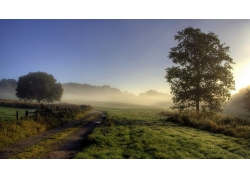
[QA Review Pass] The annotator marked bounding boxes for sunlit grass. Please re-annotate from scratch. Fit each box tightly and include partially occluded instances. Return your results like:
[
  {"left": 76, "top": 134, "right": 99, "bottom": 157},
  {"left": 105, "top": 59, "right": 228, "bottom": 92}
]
[
  {"left": 161, "top": 111, "right": 250, "bottom": 139},
  {"left": 9, "top": 113, "right": 98, "bottom": 159},
  {"left": 75, "top": 108, "right": 250, "bottom": 159},
  {"left": 11, "top": 127, "right": 78, "bottom": 159},
  {"left": 0, "top": 119, "right": 48, "bottom": 148},
  {"left": 0, "top": 106, "right": 93, "bottom": 148}
]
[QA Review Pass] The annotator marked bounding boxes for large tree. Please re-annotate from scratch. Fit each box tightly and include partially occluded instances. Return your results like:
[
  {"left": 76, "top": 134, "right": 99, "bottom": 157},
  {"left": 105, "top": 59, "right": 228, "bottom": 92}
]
[
  {"left": 165, "top": 27, "right": 235, "bottom": 112},
  {"left": 16, "top": 71, "right": 63, "bottom": 103}
]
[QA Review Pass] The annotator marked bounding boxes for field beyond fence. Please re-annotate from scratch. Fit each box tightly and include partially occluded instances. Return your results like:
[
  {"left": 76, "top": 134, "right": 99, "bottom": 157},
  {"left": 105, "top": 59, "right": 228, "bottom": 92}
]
[
  {"left": 20, "top": 106, "right": 89, "bottom": 120},
  {"left": 0, "top": 99, "right": 91, "bottom": 121}
]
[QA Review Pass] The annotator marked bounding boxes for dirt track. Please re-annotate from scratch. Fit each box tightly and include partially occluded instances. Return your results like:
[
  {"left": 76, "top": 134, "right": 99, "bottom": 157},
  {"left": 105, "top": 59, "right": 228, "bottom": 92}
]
[{"left": 0, "top": 110, "right": 106, "bottom": 159}]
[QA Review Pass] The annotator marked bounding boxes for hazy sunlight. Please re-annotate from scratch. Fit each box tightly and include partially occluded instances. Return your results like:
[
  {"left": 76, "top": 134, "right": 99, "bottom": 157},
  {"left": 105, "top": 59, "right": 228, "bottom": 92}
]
[{"left": 234, "top": 61, "right": 250, "bottom": 93}]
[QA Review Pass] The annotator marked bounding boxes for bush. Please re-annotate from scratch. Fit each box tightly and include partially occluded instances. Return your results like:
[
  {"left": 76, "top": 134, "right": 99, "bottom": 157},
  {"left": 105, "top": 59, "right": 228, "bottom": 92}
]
[{"left": 201, "top": 120, "right": 219, "bottom": 132}]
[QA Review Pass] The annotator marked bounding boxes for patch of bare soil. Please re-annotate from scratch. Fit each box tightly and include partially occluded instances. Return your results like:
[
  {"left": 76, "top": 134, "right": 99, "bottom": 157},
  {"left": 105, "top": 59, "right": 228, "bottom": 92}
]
[{"left": 0, "top": 110, "right": 106, "bottom": 159}]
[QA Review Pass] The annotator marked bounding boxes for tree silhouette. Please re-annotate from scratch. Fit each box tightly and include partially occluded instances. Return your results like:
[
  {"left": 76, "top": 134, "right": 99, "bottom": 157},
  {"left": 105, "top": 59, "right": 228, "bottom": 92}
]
[
  {"left": 16, "top": 71, "right": 63, "bottom": 103},
  {"left": 165, "top": 27, "right": 235, "bottom": 112}
]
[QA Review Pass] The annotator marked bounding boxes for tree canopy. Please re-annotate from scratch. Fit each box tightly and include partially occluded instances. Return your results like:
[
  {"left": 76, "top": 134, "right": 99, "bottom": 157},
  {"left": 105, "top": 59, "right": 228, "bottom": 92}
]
[
  {"left": 16, "top": 71, "right": 63, "bottom": 103},
  {"left": 165, "top": 27, "right": 235, "bottom": 112}
]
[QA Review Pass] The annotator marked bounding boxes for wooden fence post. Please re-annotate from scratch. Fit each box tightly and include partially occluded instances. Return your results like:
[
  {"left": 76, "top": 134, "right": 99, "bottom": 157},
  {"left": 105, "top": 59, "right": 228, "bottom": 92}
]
[
  {"left": 16, "top": 111, "right": 19, "bottom": 120},
  {"left": 26, "top": 110, "right": 29, "bottom": 119}
]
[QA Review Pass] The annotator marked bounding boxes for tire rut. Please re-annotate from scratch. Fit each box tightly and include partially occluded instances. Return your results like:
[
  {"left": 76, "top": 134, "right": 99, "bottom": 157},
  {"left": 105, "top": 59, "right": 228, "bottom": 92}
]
[
  {"left": 42, "top": 112, "right": 105, "bottom": 159},
  {"left": 0, "top": 110, "right": 106, "bottom": 159}
]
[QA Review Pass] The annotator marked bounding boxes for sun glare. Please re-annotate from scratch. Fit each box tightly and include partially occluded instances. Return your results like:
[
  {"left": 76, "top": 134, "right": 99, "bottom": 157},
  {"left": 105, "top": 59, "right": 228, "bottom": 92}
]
[{"left": 234, "top": 62, "right": 250, "bottom": 94}]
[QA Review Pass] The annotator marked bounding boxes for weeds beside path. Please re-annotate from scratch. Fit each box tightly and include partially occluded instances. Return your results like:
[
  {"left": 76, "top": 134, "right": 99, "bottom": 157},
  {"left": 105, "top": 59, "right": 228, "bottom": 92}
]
[{"left": 0, "top": 109, "right": 106, "bottom": 159}]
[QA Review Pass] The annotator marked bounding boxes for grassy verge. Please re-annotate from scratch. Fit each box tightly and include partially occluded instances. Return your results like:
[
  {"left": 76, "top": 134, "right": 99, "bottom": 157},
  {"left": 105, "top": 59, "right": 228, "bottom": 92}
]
[
  {"left": 11, "top": 127, "right": 78, "bottom": 158},
  {"left": 161, "top": 111, "right": 250, "bottom": 139},
  {"left": 11, "top": 112, "right": 98, "bottom": 159},
  {"left": 74, "top": 107, "right": 250, "bottom": 159},
  {"left": 0, "top": 106, "right": 92, "bottom": 148}
]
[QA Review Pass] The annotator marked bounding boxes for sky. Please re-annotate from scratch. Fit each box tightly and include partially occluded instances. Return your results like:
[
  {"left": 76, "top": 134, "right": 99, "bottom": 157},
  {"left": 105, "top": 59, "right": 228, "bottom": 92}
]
[{"left": 1, "top": 19, "right": 250, "bottom": 95}]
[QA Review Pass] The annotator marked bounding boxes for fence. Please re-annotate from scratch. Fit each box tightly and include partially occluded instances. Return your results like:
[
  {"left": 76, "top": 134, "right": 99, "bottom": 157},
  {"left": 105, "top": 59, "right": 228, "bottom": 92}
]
[
  {"left": 14, "top": 105, "right": 90, "bottom": 120},
  {"left": 0, "top": 100, "right": 41, "bottom": 109},
  {"left": 0, "top": 100, "right": 91, "bottom": 120}
]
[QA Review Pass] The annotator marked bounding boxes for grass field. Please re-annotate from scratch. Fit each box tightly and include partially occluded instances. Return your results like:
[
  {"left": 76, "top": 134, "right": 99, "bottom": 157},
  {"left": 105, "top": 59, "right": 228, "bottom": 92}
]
[
  {"left": 0, "top": 106, "right": 34, "bottom": 121},
  {"left": 74, "top": 106, "right": 250, "bottom": 159}
]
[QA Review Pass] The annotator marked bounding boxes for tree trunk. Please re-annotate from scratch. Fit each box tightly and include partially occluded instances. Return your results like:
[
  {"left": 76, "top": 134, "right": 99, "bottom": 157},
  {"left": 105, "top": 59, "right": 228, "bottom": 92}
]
[
  {"left": 196, "top": 84, "right": 200, "bottom": 112},
  {"left": 196, "top": 99, "right": 199, "bottom": 112}
]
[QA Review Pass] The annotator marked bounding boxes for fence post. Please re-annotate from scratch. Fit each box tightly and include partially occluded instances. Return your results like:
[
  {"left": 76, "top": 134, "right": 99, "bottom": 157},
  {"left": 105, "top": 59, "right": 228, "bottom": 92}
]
[
  {"left": 16, "top": 111, "right": 19, "bottom": 120},
  {"left": 26, "top": 110, "right": 29, "bottom": 119}
]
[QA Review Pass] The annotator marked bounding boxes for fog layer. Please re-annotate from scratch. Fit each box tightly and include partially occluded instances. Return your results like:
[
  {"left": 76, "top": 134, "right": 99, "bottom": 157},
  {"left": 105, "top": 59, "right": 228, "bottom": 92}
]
[
  {"left": 61, "top": 83, "right": 173, "bottom": 107},
  {"left": 223, "top": 85, "right": 250, "bottom": 115},
  {"left": 0, "top": 79, "right": 173, "bottom": 108}
]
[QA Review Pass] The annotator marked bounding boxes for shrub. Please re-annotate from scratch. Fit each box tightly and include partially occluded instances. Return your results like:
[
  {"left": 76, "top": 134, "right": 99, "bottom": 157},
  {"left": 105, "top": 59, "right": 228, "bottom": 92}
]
[{"left": 201, "top": 120, "right": 219, "bottom": 132}]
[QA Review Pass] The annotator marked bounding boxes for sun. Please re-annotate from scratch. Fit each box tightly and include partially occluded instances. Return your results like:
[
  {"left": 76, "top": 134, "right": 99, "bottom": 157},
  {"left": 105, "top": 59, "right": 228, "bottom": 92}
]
[{"left": 234, "top": 63, "right": 250, "bottom": 93}]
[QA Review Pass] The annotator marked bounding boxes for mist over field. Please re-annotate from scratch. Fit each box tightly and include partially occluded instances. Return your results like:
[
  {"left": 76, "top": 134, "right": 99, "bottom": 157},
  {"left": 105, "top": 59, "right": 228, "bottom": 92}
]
[
  {"left": 0, "top": 79, "right": 173, "bottom": 108},
  {"left": 61, "top": 83, "right": 173, "bottom": 107},
  {"left": 0, "top": 79, "right": 17, "bottom": 100},
  {"left": 1, "top": 78, "right": 250, "bottom": 113},
  {"left": 224, "top": 86, "right": 250, "bottom": 115}
]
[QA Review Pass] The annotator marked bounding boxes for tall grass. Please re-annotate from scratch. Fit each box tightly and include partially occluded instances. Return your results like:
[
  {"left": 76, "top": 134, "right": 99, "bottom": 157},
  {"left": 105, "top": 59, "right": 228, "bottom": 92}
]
[
  {"left": 0, "top": 106, "right": 92, "bottom": 148},
  {"left": 161, "top": 110, "right": 250, "bottom": 138},
  {"left": 11, "top": 127, "right": 79, "bottom": 159}
]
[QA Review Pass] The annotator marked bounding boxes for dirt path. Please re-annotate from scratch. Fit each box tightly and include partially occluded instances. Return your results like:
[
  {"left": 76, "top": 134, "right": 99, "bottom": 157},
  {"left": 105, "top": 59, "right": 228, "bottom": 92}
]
[{"left": 0, "top": 109, "right": 106, "bottom": 159}]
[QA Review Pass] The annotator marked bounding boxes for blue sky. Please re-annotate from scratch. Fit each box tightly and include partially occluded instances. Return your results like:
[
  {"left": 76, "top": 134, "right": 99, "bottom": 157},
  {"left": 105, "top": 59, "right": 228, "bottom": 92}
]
[{"left": 1, "top": 19, "right": 250, "bottom": 95}]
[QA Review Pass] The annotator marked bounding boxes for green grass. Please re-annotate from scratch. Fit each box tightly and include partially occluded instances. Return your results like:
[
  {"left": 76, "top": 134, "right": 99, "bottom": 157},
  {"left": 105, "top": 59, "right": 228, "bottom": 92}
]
[
  {"left": 74, "top": 107, "right": 250, "bottom": 159},
  {"left": 11, "top": 127, "right": 79, "bottom": 159},
  {"left": 0, "top": 106, "right": 33, "bottom": 121},
  {"left": 161, "top": 111, "right": 250, "bottom": 139},
  {"left": 10, "top": 113, "right": 98, "bottom": 158},
  {"left": 0, "top": 106, "right": 93, "bottom": 148}
]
